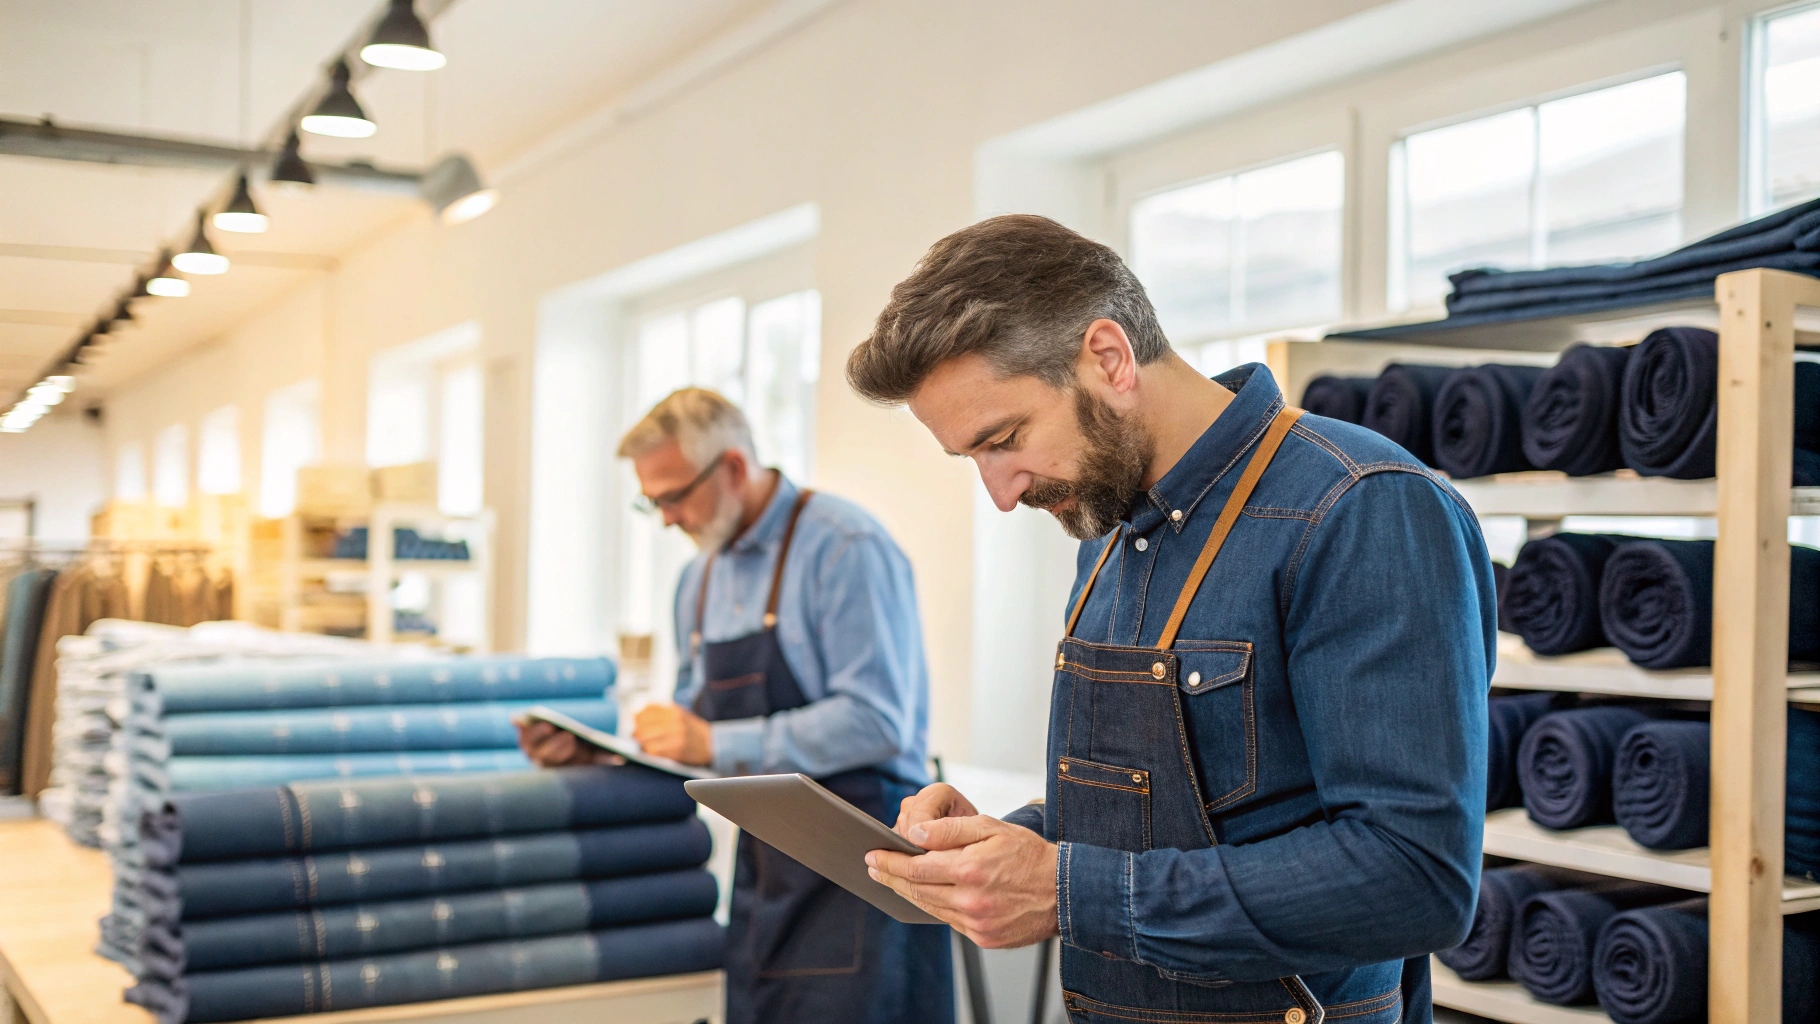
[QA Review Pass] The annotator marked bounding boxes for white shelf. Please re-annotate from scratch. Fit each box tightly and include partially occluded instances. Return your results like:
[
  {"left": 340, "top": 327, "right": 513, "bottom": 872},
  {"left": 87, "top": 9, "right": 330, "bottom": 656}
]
[
  {"left": 303, "top": 558, "right": 481, "bottom": 580},
  {"left": 1493, "top": 634, "right": 1820, "bottom": 701},
  {"left": 1451, "top": 471, "right": 1820, "bottom": 518},
  {"left": 1482, "top": 808, "right": 1820, "bottom": 913},
  {"left": 1324, "top": 299, "right": 1820, "bottom": 351},
  {"left": 1431, "top": 959, "right": 1608, "bottom": 1024}
]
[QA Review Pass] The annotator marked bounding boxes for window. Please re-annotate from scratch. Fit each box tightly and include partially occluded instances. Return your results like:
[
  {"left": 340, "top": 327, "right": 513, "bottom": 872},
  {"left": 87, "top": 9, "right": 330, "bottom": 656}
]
[
  {"left": 114, "top": 442, "right": 146, "bottom": 502},
  {"left": 152, "top": 423, "right": 189, "bottom": 508},
  {"left": 1392, "top": 71, "right": 1686, "bottom": 310},
  {"left": 367, "top": 323, "right": 485, "bottom": 516},
  {"left": 259, "top": 379, "right": 320, "bottom": 518},
  {"left": 1129, "top": 150, "right": 1344, "bottom": 344},
  {"left": 196, "top": 405, "right": 240, "bottom": 495},
  {"left": 439, "top": 361, "right": 484, "bottom": 516},
  {"left": 1751, "top": 3, "right": 1820, "bottom": 213}
]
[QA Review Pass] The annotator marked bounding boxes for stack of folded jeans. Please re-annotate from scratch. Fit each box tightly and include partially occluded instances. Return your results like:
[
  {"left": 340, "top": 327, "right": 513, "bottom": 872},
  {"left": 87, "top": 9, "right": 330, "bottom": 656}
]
[{"left": 116, "top": 766, "right": 724, "bottom": 1024}]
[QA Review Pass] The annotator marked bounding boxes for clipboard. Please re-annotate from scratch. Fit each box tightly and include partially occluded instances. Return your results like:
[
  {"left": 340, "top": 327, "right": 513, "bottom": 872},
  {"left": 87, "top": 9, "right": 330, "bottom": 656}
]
[
  {"left": 684, "top": 773, "right": 941, "bottom": 925},
  {"left": 517, "top": 705, "right": 719, "bottom": 780}
]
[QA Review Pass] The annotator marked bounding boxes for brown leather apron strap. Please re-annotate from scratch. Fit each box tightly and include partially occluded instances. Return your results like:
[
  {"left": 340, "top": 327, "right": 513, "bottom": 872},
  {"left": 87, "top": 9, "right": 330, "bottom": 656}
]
[
  {"left": 690, "top": 485, "right": 816, "bottom": 650},
  {"left": 1064, "top": 527, "right": 1122, "bottom": 638},
  {"left": 1155, "top": 407, "right": 1302, "bottom": 651}
]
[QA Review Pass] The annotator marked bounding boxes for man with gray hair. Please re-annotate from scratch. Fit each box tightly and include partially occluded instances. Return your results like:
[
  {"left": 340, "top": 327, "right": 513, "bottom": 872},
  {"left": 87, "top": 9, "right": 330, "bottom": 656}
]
[{"left": 517, "top": 387, "right": 952, "bottom": 1024}]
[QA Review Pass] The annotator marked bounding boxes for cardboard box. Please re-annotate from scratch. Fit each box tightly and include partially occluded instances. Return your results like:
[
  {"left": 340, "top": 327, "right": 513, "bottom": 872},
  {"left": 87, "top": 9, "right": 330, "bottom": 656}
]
[
  {"left": 371, "top": 462, "right": 439, "bottom": 505},
  {"left": 296, "top": 464, "right": 371, "bottom": 516}
]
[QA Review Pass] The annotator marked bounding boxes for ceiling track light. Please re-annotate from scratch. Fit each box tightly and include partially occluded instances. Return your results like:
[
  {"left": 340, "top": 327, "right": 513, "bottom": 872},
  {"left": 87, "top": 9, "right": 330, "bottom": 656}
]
[
  {"left": 271, "top": 131, "right": 314, "bottom": 189},
  {"left": 301, "top": 60, "right": 377, "bottom": 139},
  {"left": 213, "top": 171, "right": 268, "bottom": 233},
  {"left": 421, "top": 153, "right": 497, "bottom": 225},
  {"left": 361, "top": 0, "right": 446, "bottom": 71},
  {"left": 173, "top": 214, "right": 230, "bottom": 275}
]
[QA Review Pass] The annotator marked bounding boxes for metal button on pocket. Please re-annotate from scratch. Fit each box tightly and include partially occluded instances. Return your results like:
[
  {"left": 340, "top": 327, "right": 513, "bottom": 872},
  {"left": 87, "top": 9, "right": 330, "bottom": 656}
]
[
  {"left": 1170, "top": 509, "right": 1183, "bottom": 522},
  {"left": 1055, "top": 652, "right": 1065, "bottom": 670},
  {"left": 1150, "top": 661, "right": 1166, "bottom": 679},
  {"left": 1134, "top": 537, "right": 1149, "bottom": 551},
  {"left": 1187, "top": 671, "right": 1202, "bottom": 687},
  {"left": 1285, "top": 1008, "right": 1307, "bottom": 1024}
]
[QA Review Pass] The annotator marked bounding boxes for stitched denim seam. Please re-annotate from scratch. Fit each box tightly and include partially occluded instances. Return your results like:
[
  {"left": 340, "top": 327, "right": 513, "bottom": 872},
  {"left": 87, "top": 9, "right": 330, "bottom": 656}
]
[
  {"left": 1059, "top": 775, "right": 1150, "bottom": 795},
  {"left": 1201, "top": 671, "right": 1257, "bottom": 813},
  {"left": 1058, "top": 842, "right": 1073, "bottom": 945},
  {"left": 1060, "top": 990, "right": 1304, "bottom": 1023},
  {"left": 1174, "top": 396, "right": 1284, "bottom": 528},
  {"left": 1131, "top": 528, "right": 1160, "bottom": 641},
  {"left": 1283, "top": 464, "right": 1470, "bottom": 614},
  {"left": 1241, "top": 505, "right": 1319, "bottom": 521},
  {"left": 1323, "top": 987, "right": 1403, "bottom": 1016},
  {"left": 1293, "top": 421, "right": 1363, "bottom": 475},
  {"left": 1164, "top": 677, "right": 1222, "bottom": 847},
  {"left": 1124, "top": 850, "right": 1137, "bottom": 961}
]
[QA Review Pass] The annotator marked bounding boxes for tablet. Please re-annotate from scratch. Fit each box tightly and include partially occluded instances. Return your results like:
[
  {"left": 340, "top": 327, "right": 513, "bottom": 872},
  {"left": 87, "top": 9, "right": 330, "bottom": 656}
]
[{"left": 684, "top": 774, "right": 941, "bottom": 925}]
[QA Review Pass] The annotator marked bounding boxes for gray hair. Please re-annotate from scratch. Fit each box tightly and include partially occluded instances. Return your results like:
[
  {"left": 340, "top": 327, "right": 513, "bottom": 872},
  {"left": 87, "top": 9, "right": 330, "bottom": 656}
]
[{"left": 617, "top": 387, "right": 760, "bottom": 473}]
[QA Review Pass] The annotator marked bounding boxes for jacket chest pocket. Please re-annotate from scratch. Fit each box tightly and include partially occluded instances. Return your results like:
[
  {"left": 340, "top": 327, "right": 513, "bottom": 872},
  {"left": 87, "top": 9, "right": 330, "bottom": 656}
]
[
  {"left": 1054, "top": 757, "right": 1151, "bottom": 851},
  {"left": 1174, "top": 642, "right": 1257, "bottom": 813}
]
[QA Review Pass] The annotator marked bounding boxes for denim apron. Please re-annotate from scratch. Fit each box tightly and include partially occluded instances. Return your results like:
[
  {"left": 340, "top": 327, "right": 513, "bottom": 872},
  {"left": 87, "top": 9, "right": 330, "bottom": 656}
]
[
  {"left": 691, "top": 489, "right": 954, "bottom": 1024},
  {"left": 1050, "top": 408, "right": 1338, "bottom": 1024}
]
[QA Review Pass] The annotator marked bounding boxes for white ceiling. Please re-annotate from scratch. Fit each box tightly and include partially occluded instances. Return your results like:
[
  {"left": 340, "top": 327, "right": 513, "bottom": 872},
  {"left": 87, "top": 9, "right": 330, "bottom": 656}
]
[{"left": 0, "top": 0, "right": 766, "bottom": 399}]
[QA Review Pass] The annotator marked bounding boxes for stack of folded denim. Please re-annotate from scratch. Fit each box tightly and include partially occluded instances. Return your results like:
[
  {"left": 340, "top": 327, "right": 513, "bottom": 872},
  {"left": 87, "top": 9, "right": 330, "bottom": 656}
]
[
  {"left": 333, "top": 528, "right": 472, "bottom": 561},
  {"left": 117, "top": 767, "right": 724, "bottom": 1024}
]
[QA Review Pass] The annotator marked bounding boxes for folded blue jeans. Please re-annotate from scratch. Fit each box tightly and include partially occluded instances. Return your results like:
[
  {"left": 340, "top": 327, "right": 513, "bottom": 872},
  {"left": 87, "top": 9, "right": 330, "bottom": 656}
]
[
  {"left": 139, "top": 656, "right": 616, "bottom": 714},
  {"left": 161, "top": 699, "right": 616, "bottom": 756}
]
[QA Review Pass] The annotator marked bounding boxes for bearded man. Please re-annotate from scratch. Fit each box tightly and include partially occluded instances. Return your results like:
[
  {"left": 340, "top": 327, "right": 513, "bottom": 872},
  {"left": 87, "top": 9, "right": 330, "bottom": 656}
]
[{"left": 849, "top": 214, "right": 1493, "bottom": 1024}]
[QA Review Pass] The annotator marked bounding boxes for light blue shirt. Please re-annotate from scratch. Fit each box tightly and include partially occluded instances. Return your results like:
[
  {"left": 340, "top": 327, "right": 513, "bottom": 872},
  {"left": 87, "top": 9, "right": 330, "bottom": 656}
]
[{"left": 671, "top": 473, "right": 932, "bottom": 784}]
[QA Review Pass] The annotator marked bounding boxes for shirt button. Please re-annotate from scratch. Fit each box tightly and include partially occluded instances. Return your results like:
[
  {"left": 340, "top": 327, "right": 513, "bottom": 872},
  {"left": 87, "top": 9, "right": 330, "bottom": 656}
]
[
  {"left": 1169, "top": 509, "right": 1183, "bottom": 522},
  {"left": 1134, "top": 537, "right": 1149, "bottom": 552}
]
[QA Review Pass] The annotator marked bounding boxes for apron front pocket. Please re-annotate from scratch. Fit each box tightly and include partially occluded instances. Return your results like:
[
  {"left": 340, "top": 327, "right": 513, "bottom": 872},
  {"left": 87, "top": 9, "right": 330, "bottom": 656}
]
[
  {"left": 1055, "top": 757, "right": 1152, "bottom": 851},
  {"left": 1174, "top": 641, "right": 1257, "bottom": 813}
]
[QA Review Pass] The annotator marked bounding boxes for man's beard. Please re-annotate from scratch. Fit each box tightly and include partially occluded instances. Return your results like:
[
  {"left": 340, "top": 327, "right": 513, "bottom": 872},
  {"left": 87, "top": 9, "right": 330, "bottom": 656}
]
[
  {"left": 686, "top": 486, "right": 746, "bottom": 551},
  {"left": 1019, "top": 388, "right": 1153, "bottom": 541}
]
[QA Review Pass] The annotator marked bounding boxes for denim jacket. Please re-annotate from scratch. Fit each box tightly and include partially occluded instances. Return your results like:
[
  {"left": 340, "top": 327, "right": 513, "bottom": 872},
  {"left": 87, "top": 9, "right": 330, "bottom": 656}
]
[{"left": 1012, "top": 363, "right": 1493, "bottom": 1016}]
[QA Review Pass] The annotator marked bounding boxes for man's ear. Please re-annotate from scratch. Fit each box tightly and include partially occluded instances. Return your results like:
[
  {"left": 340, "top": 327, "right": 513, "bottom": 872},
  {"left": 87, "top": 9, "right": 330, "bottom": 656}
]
[
  {"left": 1079, "top": 318, "right": 1138, "bottom": 396},
  {"left": 720, "top": 447, "right": 753, "bottom": 482}
]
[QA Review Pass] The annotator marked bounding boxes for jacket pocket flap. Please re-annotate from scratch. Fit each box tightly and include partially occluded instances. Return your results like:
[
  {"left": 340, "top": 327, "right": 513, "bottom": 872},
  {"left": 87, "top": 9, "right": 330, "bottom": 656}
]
[
  {"left": 1055, "top": 757, "right": 1149, "bottom": 793},
  {"left": 1174, "top": 643, "right": 1252, "bottom": 695}
]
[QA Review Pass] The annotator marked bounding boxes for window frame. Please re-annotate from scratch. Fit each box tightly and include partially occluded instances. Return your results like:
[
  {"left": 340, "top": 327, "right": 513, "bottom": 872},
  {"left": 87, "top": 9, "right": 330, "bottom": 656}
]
[{"left": 1745, "top": 0, "right": 1820, "bottom": 215}]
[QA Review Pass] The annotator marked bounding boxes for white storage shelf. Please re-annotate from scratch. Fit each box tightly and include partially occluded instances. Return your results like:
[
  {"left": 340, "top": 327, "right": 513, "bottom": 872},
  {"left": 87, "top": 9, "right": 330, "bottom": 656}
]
[
  {"left": 1492, "top": 634, "right": 1820, "bottom": 703},
  {"left": 1431, "top": 960, "right": 1609, "bottom": 1024},
  {"left": 1451, "top": 472, "right": 1820, "bottom": 518}
]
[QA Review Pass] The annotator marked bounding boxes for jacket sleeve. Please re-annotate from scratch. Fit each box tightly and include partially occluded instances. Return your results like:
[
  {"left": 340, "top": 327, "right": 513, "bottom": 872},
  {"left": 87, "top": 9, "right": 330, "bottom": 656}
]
[{"left": 1059, "top": 469, "right": 1493, "bottom": 982}]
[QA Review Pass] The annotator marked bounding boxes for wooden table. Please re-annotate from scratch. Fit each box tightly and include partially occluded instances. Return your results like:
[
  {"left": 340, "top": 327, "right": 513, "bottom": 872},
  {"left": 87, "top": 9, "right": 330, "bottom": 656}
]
[{"left": 0, "top": 819, "right": 722, "bottom": 1024}]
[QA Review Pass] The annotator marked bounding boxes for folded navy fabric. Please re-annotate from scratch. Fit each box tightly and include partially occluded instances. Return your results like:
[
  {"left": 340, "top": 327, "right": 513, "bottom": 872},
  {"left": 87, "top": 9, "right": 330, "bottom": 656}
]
[
  {"left": 140, "top": 656, "right": 615, "bottom": 714},
  {"left": 141, "top": 870, "right": 719, "bottom": 979},
  {"left": 1446, "top": 248, "right": 1820, "bottom": 316},
  {"left": 162, "top": 699, "right": 617, "bottom": 756},
  {"left": 1493, "top": 561, "right": 1514, "bottom": 633},
  {"left": 1518, "top": 706, "right": 1652, "bottom": 829},
  {"left": 1599, "top": 540, "right": 1820, "bottom": 669},
  {"left": 1437, "top": 864, "right": 1577, "bottom": 980},
  {"left": 1620, "top": 327, "right": 1720, "bottom": 479},
  {"left": 1793, "top": 709, "right": 1820, "bottom": 883},
  {"left": 1522, "top": 345, "right": 1632, "bottom": 476},
  {"left": 164, "top": 750, "right": 533, "bottom": 791},
  {"left": 126, "top": 917, "right": 726, "bottom": 1024},
  {"left": 1507, "top": 534, "right": 1623, "bottom": 655},
  {"left": 1591, "top": 899, "right": 1820, "bottom": 1024},
  {"left": 1363, "top": 364, "right": 1457, "bottom": 466},
  {"left": 1300, "top": 375, "right": 1376, "bottom": 424},
  {"left": 144, "top": 765, "right": 695, "bottom": 865},
  {"left": 1431, "top": 364, "right": 1545, "bottom": 479},
  {"left": 1487, "top": 693, "right": 1565, "bottom": 811},
  {"left": 1510, "top": 882, "right": 1682, "bottom": 1005},
  {"left": 151, "top": 819, "right": 713, "bottom": 921},
  {"left": 1612, "top": 721, "right": 1710, "bottom": 850}
]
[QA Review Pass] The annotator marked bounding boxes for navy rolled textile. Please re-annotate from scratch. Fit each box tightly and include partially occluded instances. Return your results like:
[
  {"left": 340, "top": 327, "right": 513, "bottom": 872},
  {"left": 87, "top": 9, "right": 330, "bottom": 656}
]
[
  {"left": 1300, "top": 375, "right": 1376, "bottom": 424},
  {"left": 1620, "top": 327, "right": 1719, "bottom": 479},
  {"left": 1518, "top": 706, "right": 1652, "bottom": 829},
  {"left": 1507, "top": 534, "right": 1622, "bottom": 656},
  {"left": 1363, "top": 364, "right": 1457, "bottom": 466},
  {"left": 126, "top": 917, "right": 727, "bottom": 1024},
  {"left": 1612, "top": 721, "right": 1711, "bottom": 851},
  {"left": 1591, "top": 899, "right": 1820, "bottom": 1024},
  {"left": 1792, "top": 708, "right": 1820, "bottom": 882},
  {"left": 1493, "top": 561, "right": 1514, "bottom": 633},
  {"left": 1522, "top": 345, "right": 1632, "bottom": 476},
  {"left": 1437, "top": 864, "right": 1579, "bottom": 980},
  {"left": 150, "top": 818, "right": 713, "bottom": 921},
  {"left": 144, "top": 765, "right": 696, "bottom": 866},
  {"left": 1488, "top": 693, "right": 1564, "bottom": 811},
  {"left": 141, "top": 870, "right": 719, "bottom": 979},
  {"left": 141, "top": 656, "right": 615, "bottom": 714},
  {"left": 1431, "top": 364, "right": 1546, "bottom": 479},
  {"left": 1598, "top": 540, "right": 1820, "bottom": 669},
  {"left": 1509, "top": 882, "right": 1682, "bottom": 1005}
]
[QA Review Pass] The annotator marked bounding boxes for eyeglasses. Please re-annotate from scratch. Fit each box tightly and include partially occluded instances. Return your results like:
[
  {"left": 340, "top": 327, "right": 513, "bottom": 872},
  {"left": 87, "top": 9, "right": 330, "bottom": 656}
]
[{"left": 632, "top": 453, "right": 726, "bottom": 514}]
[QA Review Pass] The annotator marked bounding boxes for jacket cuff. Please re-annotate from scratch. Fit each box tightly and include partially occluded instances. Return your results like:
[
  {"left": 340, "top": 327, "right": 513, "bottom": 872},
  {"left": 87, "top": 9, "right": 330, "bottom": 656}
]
[
  {"left": 708, "top": 717, "right": 765, "bottom": 775},
  {"left": 1057, "top": 841, "right": 1137, "bottom": 961}
]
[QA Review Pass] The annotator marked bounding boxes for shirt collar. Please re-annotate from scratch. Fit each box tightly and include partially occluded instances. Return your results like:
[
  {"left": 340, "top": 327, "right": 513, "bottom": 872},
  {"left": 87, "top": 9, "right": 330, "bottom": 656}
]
[
  {"left": 726, "top": 471, "right": 800, "bottom": 555},
  {"left": 1126, "top": 362, "right": 1285, "bottom": 536}
]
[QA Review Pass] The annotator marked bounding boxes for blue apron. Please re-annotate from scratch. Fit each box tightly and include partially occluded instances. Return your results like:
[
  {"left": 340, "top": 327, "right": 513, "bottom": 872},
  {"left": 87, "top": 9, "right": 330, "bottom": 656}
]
[
  {"left": 691, "top": 489, "right": 954, "bottom": 1024},
  {"left": 1048, "top": 409, "right": 1357, "bottom": 1024}
]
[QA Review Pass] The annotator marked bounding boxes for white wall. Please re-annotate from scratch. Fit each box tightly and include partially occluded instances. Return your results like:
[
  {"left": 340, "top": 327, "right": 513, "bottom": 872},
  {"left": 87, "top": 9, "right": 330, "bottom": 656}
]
[{"left": 0, "top": 407, "right": 106, "bottom": 543}]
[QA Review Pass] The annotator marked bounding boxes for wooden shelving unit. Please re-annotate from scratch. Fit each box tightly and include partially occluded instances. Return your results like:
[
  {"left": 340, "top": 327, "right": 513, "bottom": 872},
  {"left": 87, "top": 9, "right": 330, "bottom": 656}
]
[{"left": 1286, "top": 268, "right": 1820, "bottom": 1023}]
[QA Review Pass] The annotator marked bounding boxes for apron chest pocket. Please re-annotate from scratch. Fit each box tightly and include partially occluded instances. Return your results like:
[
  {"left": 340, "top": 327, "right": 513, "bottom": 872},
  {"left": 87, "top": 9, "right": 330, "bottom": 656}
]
[
  {"left": 1174, "top": 641, "right": 1256, "bottom": 813},
  {"left": 1055, "top": 757, "right": 1152, "bottom": 851}
]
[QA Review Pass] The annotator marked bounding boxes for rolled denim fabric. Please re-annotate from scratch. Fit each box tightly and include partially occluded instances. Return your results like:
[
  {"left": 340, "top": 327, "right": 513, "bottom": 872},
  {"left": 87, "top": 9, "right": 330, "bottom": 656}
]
[
  {"left": 1522, "top": 345, "right": 1632, "bottom": 476},
  {"left": 1487, "top": 692, "right": 1563, "bottom": 811},
  {"left": 1509, "top": 882, "right": 1682, "bottom": 1005},
  {"left": 1300, "top": 375, "right": 1375, "bottom": 424},
  {"left": 1492, "top": 561, "right": 1514, "bottom": 633},
  {"left": 1591, "top": 900, "right": 1820, "bottom": 1024},
  {"left": 1507, "top": 534, "right": 1622, "bottom": 656},
  {"left": 127, "top": 917, "right": 727, "bottom": 1024},
  {"left": 165, "top": 750, "right": 534, "bottom": 791},
  {"left": 1432, "top": 364, "right": 1546, "bottom": 479},
  {"left": 145, "top": 869, "right": 720, "bottom": 978},
  {"left": 141, "top": 656, "right": 616, "bottom": 714},
  {"left": 1791, "top": 708, "right": 1820, "bottom": 883},
  {"left": 1619, "top": 328, "right": 1719, "bottom": 479},
  {"left": 1599, "top": 541, "right": 1820, "bottom": 669},
  {"left": 1518, "top": 706, "right": 1652, "bottom": 829},
  {"left": 1363, "top": 364, "right": 1457, "bottom": 466},
  {"left": 1437, "top": 864, "right": 1576, "bottom": 980},
  {"left": 1612, "top": 721, "right": 1710, "bottom": 850},
  {"left": 158, "top": 818, "right": 714, "bottom": 921},
  {"left": 162, "top": 699, "right": 617, "bottom": 756},
  {"left": 147, "top": 765, "right": 696, "bottom": 865}
]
